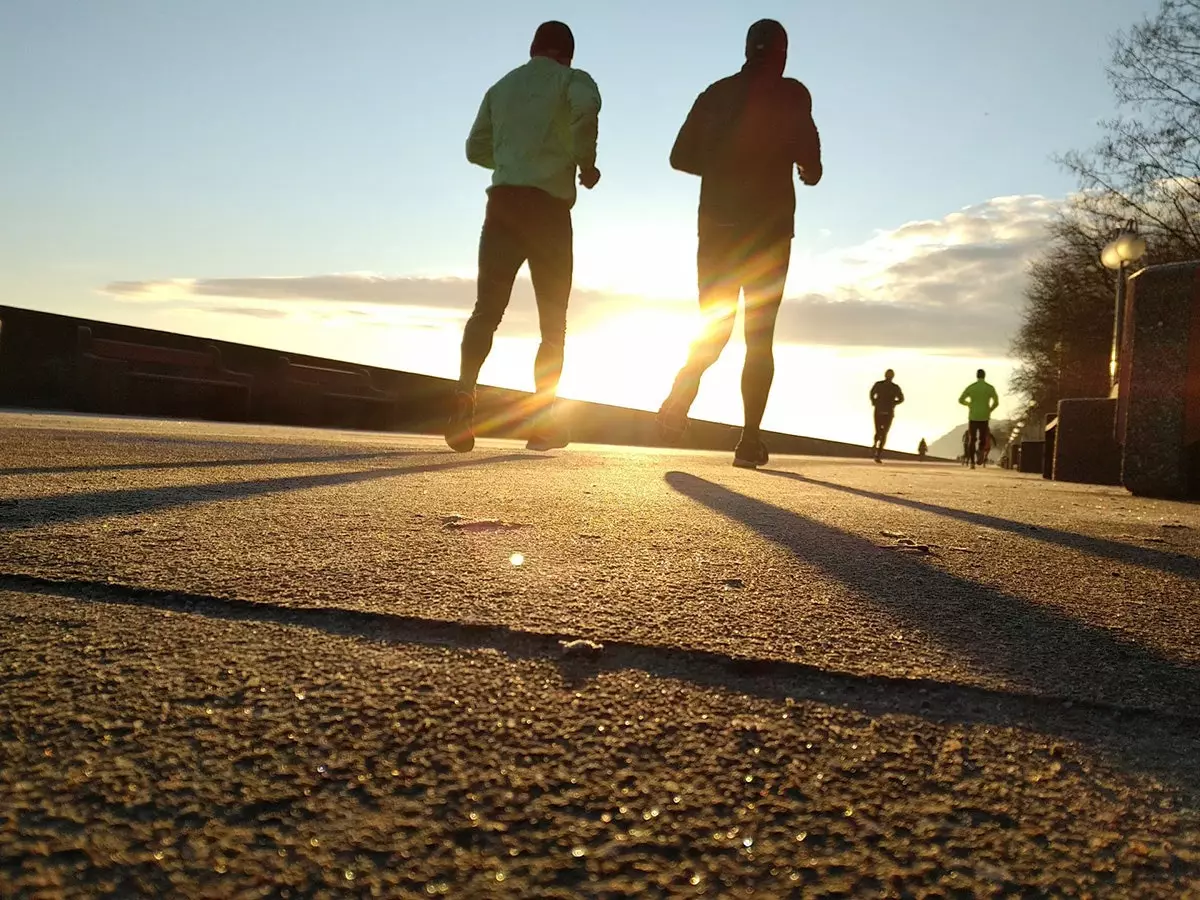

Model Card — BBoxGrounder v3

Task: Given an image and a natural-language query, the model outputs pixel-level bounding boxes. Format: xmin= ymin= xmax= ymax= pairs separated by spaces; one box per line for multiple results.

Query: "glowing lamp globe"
xmin=1119 ymin=233 xmax=1148 ymax=262
xmin=1101 ymin=242 xmax=1123 ymax=270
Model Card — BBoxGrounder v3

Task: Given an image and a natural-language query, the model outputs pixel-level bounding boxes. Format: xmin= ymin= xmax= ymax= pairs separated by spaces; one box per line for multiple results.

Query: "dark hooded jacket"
xmin=670 ymin=36 xmax=822 ymax=237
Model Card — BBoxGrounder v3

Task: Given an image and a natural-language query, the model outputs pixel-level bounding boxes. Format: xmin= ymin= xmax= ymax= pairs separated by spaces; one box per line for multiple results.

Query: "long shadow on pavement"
xmin=4 ymin=570 xmax=1198 ymax=803
xmin=758 ymin=469 xmax=1200 ymax=580
xmin=664 ymin=471 xmax=1200 ymax=716
xmin=0 ymin=450 xmax=412 ymax=478
xmin=0 ymin=453 xmax=540 ymax=531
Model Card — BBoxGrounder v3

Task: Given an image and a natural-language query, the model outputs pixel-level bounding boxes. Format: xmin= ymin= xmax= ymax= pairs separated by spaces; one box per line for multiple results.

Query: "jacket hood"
xmin=744 ymin=19 xmax=787 ymax=78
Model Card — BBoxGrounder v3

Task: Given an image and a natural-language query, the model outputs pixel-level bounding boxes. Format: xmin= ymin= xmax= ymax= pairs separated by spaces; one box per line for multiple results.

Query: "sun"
xmin=558 ymin=309 xmax=696 ymax=411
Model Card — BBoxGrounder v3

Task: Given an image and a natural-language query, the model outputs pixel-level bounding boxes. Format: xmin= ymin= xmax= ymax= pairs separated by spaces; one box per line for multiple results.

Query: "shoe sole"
xmin=733 ymin=456 xmax=769 ymax=469
xmin=657 ymin=411 xmax=689 ymax=445
xmin=526 ymin=438 xmax=569 ymax=452
xmin=445 ymin=395 xmax=476 ymax=453
xmin=445 ymin=422 xmax=475 ymax=453
xmin=660 ymin=430 xmax=686 ymax=447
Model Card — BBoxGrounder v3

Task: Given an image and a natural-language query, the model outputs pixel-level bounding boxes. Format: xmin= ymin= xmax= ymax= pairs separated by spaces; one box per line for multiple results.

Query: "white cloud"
xmin=100 ymin=193 xmax=1059 ymax=357
xmin=782 ymin=194 xmax=1058 ymax=353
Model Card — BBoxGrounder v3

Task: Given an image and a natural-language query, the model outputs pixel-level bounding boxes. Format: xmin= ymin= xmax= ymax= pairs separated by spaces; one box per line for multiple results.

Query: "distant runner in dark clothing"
xmin=978 ymin=425 xmax=996 ymax=467
xmin=918 ymin=438 xmax=928 ymax=461
xmin=869 ymin=368 xmax=904 ymax=463
xmin=657 ymin=19 xmax=822 ymax=469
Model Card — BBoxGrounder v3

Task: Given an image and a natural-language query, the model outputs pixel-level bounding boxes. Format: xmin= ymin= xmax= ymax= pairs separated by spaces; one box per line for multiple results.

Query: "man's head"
xmin=530 ymin=20 xmax=574 ymax=66
xmin=745 ymin=19 xmax=787 ymax=75
xmin=884 ymin=369 xmax=895 ymax=381
xmin=977 ymin=368 xmax=986 ymax=380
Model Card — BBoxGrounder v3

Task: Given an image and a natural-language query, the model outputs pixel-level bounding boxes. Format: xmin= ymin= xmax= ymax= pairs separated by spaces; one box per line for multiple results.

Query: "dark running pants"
xmin=458 ymin=186 xmax=573 ymax=414
xmin=665 ymin=223 xmax=792 ymax=433
xmin=874 ymin=411 xmax=894 ymax=448
xmin=967 ymin=420 xmax=989 ymax=462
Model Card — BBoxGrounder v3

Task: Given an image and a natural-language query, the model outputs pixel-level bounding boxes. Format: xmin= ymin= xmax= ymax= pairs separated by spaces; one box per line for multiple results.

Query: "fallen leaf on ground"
xmin=442 ymin=517 xmax=528 ymax=532
xmin=559 ymin=639 xmax=604 ymax=658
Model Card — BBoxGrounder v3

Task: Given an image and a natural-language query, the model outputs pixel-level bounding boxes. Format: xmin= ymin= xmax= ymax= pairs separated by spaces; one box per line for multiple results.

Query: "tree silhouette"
xmin=1061 ymin=0 xmax=1200 ymax=255
xmin=1011 ymin=0 xmax=1200 ymax=421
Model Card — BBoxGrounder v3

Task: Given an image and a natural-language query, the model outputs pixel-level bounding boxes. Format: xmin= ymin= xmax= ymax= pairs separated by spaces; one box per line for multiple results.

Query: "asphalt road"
xmin=1 ymin=412 xmax=1198 ymax=897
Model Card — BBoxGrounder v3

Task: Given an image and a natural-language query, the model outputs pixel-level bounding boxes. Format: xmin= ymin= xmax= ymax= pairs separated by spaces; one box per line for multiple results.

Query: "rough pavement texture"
xmin=1 ymin=412 xmax=1199 ymax=896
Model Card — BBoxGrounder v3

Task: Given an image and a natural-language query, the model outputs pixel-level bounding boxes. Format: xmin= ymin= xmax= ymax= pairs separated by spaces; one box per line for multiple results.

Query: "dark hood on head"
xmin=744 ymin=18 xmax=787 ymax=78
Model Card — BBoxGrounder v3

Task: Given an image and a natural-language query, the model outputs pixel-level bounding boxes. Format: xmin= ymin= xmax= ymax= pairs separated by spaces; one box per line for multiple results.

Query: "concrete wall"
xmin=0 ymin=307 xmax=926 ymax=460
xmin=0 ymin=305 xmax=921 ymax=460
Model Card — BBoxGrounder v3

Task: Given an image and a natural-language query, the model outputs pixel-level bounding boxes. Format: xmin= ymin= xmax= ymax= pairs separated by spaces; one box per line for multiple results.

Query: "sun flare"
xmin=558 ymin=309 xmax=696 ymax=411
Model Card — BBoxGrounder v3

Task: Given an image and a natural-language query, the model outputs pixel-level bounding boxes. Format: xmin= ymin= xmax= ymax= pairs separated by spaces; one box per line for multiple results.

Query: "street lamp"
xmin=1100 ymin=219 xmax=1148 ymax=389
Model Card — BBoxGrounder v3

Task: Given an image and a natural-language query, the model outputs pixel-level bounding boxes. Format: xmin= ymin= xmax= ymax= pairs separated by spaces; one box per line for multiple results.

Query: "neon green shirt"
xmin=465 ymin=57 xmax=601 ymax=208
xmin=959 ymin=378 xmax=1000 ymax=421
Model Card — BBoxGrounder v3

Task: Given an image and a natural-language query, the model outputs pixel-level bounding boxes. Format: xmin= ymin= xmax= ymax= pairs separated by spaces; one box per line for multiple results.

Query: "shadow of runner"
xmin=758 ymin=469 xmax=1200 ymax=580
xmin=664 ymin=471 xmax=1200 ymax=716
xmin=0 ymin=453 xmax=541 ymax=531
xmin=0 ymin=450 xmax=412 ymax=477
xmin=2 ymin=570 xmax=1197 ymax=803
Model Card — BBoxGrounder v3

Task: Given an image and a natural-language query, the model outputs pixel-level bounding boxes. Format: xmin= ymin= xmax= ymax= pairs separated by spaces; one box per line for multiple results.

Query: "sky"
xmin=0 ymin=0 xmax=1163 ymax=449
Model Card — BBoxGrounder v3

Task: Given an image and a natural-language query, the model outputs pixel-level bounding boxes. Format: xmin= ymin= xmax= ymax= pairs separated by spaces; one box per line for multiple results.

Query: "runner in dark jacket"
xmin=657 ymin=19 xmax=822 ymax=469
xmin=870 ymin=369 xmax=904 ymax=463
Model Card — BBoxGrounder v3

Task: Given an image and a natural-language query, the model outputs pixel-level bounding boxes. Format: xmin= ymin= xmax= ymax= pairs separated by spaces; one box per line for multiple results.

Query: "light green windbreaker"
xmin=466 ymin=57 xmax=601 ymax=208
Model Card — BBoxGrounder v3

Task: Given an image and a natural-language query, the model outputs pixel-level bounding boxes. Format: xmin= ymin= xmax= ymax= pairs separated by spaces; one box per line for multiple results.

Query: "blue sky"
xmin=0 ymin=0 xmax=1162 ymax=446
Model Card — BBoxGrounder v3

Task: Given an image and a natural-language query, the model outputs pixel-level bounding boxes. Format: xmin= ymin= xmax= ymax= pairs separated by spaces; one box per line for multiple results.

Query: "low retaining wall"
xmin=1053 ymin=398 xmax=1121 ymax=486
xmin=0 ymin=305 xmax=919 ymax=460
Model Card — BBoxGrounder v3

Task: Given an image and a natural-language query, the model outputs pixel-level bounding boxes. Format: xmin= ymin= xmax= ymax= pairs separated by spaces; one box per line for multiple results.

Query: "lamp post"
xmin=1054 ymin=339 xmax=1064 ymax=401
xmin=1100 ymin=219 xmax=1148 ymax=389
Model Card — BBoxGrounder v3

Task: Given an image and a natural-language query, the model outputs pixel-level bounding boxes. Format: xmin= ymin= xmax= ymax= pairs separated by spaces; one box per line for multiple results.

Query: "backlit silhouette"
xmin=656 ymin=19 xmax=822 ymax=469
xmin=869 ymin=368 xmax=904 ymax=463
xmin=447 ymin=21 xmax=602 ymax=453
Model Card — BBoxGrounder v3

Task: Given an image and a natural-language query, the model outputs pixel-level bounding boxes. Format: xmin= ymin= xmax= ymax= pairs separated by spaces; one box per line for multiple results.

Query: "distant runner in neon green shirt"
xmin=958 ymin=368 xmax=999 ymax=470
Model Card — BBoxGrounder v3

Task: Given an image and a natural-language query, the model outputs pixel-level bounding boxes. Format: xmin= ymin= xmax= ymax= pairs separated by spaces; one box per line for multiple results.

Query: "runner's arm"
xmin=465 ymin=91 xmax=494 ymax=169
xmin=568 ymin=71 xmax=602 ymax=172
xmin=670 ymin=91 xmax=709 ymax=176
xmin=790 ymin=82 xmax=822 ymax=186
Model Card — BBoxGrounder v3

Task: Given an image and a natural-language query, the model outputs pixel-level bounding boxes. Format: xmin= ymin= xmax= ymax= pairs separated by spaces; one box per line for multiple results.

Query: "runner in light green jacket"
xmin=447 ymin=21 xmax=602 ymax=454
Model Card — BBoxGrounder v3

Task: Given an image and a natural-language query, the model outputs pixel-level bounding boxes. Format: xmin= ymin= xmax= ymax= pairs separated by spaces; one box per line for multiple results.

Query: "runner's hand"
xmin=579 ymin=166 xmax=601 ymax=189
xmin=798 ymin=163 xmax=821 ymax=186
